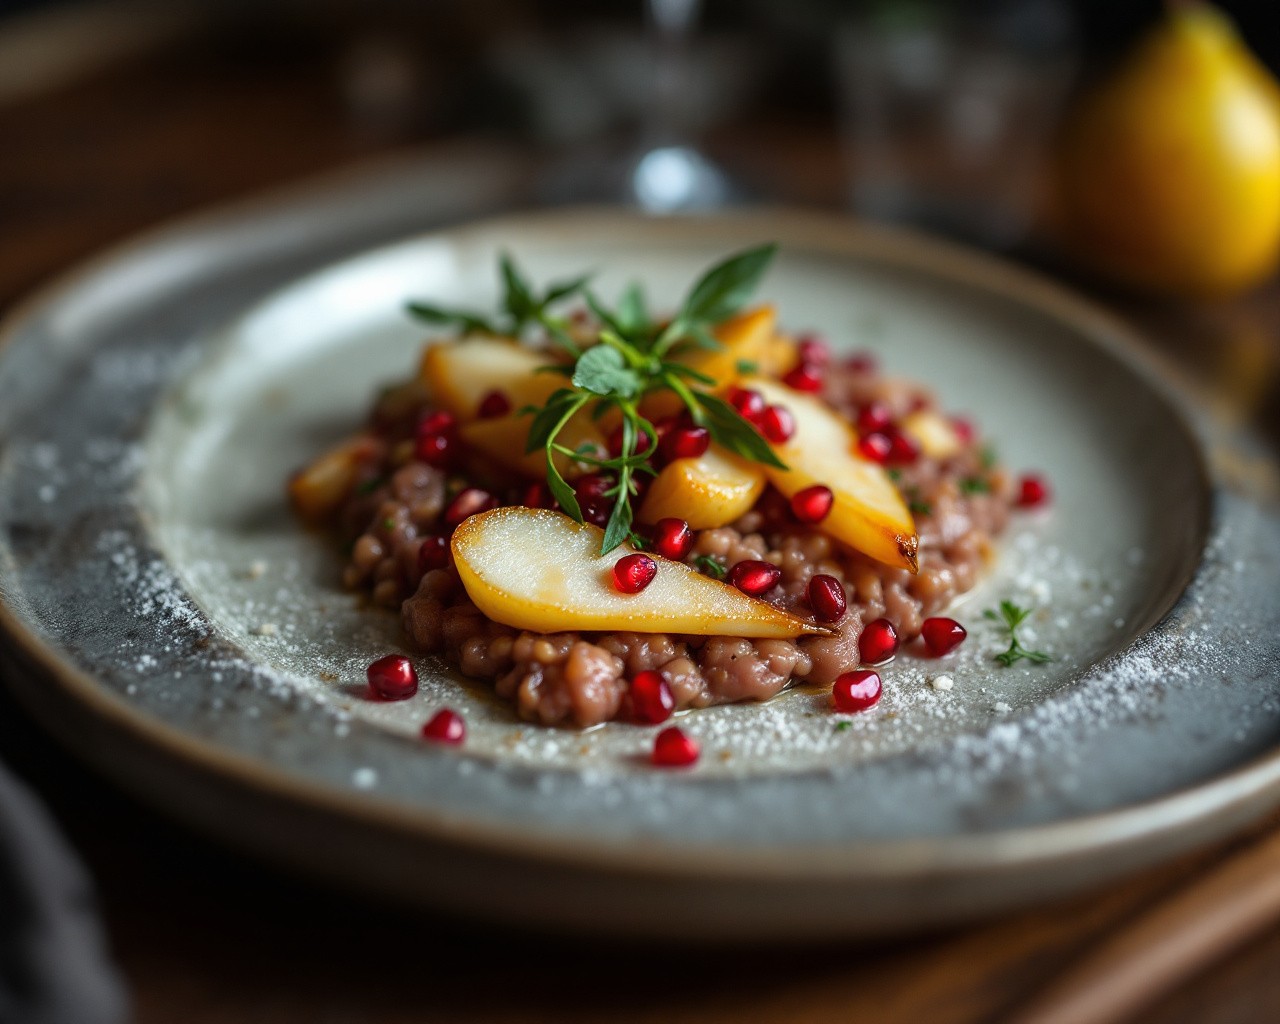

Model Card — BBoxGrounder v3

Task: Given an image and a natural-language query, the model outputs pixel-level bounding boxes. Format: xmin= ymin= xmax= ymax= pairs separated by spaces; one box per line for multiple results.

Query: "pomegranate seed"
xmin=844 ymin=352 xmax=877 ymax=374
xmin=606 ymin=424 xmax=653 ymax=459
xmin=921 ymin=616 xmax=967 ymax=656
xmin=783 ymin=362 xmax=824 ymax=393
xmin=859 ymin=618 xmax=899 ymax=665
xmin=631 ymin=670 xmax=675 ymax=724
xmin=796 ymin=334 xmax=830 ymax=366
xmin=791 ymin=484 xmax=834 ymax=524
xmin=444 ymin=487 xmax=496 ymax=527
xmin=580 ymin=498 xmax=611 ymax=527
xmin=575 ymin=472 xmax=612 ymax=499
xmin=808 ymin=574 xmax=847 ymax=622
xmin=832 ymin=669 xmax=882 ymax=712
xmin=727 ymin=386 xmax=766 ymax=423
xmin=422 ymin=708 xmax=465 ymax=744
xmin=417 ymin=534 xmax=450 ymax=573
xmin=650 ymin=517 xmax=694 ymax=561
xmin=367 ymin=654 xmax=418 ymax=700
xmin=728 ymin=559 xmax=781 ymax=596
xmin=651 ymin=726 xmax=699 ymax=767
xmin=613 ymin=553 xmax=658 ymax=593
xmin=856 ymin=401 xmax=893 ymax=435
xmin=886 ymin=429 xmax=920 ymax=465
xmin=951 ymin=416 xmax=975 ymax=445
xmin=857 ymin=432 xmax=893 ymax=463
xmin=417 ymin=410 xmax=456 ymax=436
xmin=476 ymin=389 xmax=511 ymax=419
xmin=520 ymin=481 xmax=552 ymax=509
xmin=1017 ymin=473 xmax=1050 ymax=508
xmin=415 ymin=431 xmax=456 ymax=469
xmin=758 ymin=405 xmax=793 ymax=444
xmin=661 ymin=425 xmax=710 ymax=462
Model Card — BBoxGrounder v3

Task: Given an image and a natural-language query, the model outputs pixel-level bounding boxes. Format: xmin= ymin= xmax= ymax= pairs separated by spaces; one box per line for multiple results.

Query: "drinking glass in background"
xmin=834 ymin=0 xmax=1077 ymax=249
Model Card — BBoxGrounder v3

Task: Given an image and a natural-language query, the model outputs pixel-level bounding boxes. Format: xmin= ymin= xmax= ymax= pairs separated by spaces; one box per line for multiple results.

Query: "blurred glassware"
xmin=834 ymin=0 xmax=1077 ymax=249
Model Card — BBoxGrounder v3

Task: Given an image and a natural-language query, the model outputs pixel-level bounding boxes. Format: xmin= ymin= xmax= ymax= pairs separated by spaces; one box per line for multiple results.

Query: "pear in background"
xmin=1056 ymin=3 xmax=1280 ymax=298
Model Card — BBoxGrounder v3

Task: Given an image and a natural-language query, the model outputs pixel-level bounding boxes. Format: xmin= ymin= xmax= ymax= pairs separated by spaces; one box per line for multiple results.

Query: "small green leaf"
xmin=834 ymin=721 xmax=853 ymax=732
xmin=615 ymin=283 xmax=650 ymax=337
xmin=660 ymin=361 xmax=718 ymax=387
xmin=693 ymin=554 xmax=727 ymax=579
xmin=500 ymin=252 xmax=537 ymax=324
xmin=680 ymin=243 xmax=777 ymax=326
xmin=573 ymin=345 xmax=641 ymax=398
xmin=600 ymin=493 xmax=634 ymax=554
xmin=959 ymin=476 xmax=991 ymax=495
xmin=909 ymin=500 xmax=932 ymax=516
xmin=735 ymin=359 xmax=759 ymax=375
xmin=546 ymin=454 xmax=581 ymax=522
xmin=693 ymin=392 xmax=787 ymax=469
xmin=405 ymin=302 xmax=497 ymax=335
xmin=544 ymin=273 xmax=592 ymax=305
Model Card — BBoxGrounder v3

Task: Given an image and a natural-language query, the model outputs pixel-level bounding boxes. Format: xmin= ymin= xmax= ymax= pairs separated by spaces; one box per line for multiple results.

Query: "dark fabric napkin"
xmin=0 ymin=756 xmax=129 ymax=1024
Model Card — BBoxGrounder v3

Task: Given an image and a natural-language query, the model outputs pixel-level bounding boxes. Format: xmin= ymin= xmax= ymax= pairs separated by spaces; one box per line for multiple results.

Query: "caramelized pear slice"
xmin=459 ymin=410 xmax=604 ymax=480
xmin=419 ymin=336 xmax=565 ymax=420
xmin=288 ymin=435 xmax=381 ymax=524
xmin=900 ymin=409 xmax=963 ymax=460
xmin=637 ymin=444 xmax=766 ymax=529
xmin=746 ymin=378 xmax=919 ymax=572
xmin=452 ymin=507 xmax=834 ymax=638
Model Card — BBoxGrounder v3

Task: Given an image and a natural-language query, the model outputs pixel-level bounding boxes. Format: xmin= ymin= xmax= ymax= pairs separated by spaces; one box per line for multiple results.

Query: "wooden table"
xmin=2 ymin=8 xmax=1278 ymax=1022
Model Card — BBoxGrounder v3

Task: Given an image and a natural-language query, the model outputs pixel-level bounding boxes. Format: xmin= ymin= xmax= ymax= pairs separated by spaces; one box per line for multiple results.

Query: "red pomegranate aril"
xmin=476 ymin=389 xmax=511 ymax=419
xmin=856 ymin=401 xmax=893 ymax=435
xmin=921 ymin=616 xmax=967 ymax=657
xmin=832 ymin=670 xmax=882 ymax=713
xmin=650 ymin=517 xmax=694 ymax=561
xmin=613 ymin=553 xmax=658 ymax=594
xmin=661 ymin=425 xmax=710 ymax=462
xmin=728 ymin=559 xmax=782 ymax=596
xmin=575 ymin=472 xmax=612 ymax=500
xmin=631 ymin=670 xmax=675 ymax=725
xmin=580 ymin=498 xmax=611 ymax=527
xmin=857 ymin=432 xmax=893 ymax=463
xmin=417 ymin=410 xmax=456 ymax=436
xmin=783 ymin=362 xmax=824 ymax=393
xmin=760 ymin=404 xmax=795 ymax=443
xmin=422 ymin=708 xmax=466 ymax=744
xmin=417 ymin=534 xmax=450 ymax=573
xmin=951 ymin=416 xmax=975 ymax=444
xmin=796 ymin=334 xmax=830 ymax=367
xmin=1017 ymin=473 xmax=1050 ymax=508
xmin=607 ymin=423 xmax=653 ymax=459
xmin=651 ymin=726 xmax=700 ymax=767
xmin=520 ymin=481 xmax=552 ymax=509
xmin=414 ymin=431 xmax=456 ymax=469
xmin=727 ymin=386 xmax=766 ymax=423
xmin=444 ymin=487 xmax=496 ymax=527
xmin=887 ymin=429 xmax=921 ymax=465
xmin=791 ymin=484 xmax=834 ymax=524
xmin=859 ymin=618 xmax=899 ymax=665
xmin=808 ymin=574 xmax=847 ymax=623
xmin=845 ymin=351 xmax=877 ymax=374
xmin=367 ymin=654 xmax=418 ymax=700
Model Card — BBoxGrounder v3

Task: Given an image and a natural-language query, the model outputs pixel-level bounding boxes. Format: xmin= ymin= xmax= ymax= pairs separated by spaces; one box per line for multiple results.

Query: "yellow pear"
xmin=452 ymin=507 xmax=834 ymax=638
xmin=1056 ymin=3 xmax=1280 ymax=297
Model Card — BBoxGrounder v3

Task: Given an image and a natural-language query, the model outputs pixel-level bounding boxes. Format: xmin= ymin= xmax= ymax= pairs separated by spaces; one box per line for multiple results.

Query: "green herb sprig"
xmin=983 ymin=600 xmax=1053 ymax=667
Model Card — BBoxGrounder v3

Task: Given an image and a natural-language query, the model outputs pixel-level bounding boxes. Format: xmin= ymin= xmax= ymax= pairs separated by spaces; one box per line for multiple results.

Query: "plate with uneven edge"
xmin=1 ymin=156 xmax=1278 ymax=941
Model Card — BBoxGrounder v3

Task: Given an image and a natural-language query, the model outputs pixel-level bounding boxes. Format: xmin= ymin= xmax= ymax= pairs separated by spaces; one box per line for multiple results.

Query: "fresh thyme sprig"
xmin=983 ymin=600 xmax=1054 ymax=667
xmin=408 ymin=245 xmax=787 ymax=555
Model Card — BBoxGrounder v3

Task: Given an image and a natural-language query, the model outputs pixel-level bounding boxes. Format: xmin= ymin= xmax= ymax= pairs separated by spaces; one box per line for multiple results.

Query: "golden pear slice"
xmin=419 ymin=336 xmax=566 ymax=420
xmin=452 ymin=507 xmax=834 ymax=638
xmin=460 ymin=409 xmax=605 ymax=480
xmin=900 ymin=409 xmax=963 ymax=460
xmin=288 ymin=435 xmax=381 ymax=524
xmin=637 ymin=444 xmax=766 ymax=528
xmin=746 ymin=377 xmax=919 ymax=572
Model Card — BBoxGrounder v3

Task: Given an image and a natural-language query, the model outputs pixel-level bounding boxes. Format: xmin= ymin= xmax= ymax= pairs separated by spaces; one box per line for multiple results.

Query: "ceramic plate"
xmin=2 ymin=155 xmax=1278 ymax=939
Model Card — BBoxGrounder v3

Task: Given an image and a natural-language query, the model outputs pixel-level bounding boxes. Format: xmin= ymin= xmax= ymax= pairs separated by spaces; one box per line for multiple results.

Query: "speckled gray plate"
xmin=2 ymin=151 xmax=1278 ymax=940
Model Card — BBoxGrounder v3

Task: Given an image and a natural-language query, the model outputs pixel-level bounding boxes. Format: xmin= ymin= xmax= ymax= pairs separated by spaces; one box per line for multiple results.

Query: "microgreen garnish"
xmin=834 ymin=721 xmax=853 ymax=732
xmin=693 ymin=554 xmax=728 ymax=579
xmin=411 ymin=246 xmax=787 ymax=554
xmin=886 ymin=468 xmax=903 ymax=483
xmin=959 ymin=476 xmax=991 ymax=495
xmin=983 ymin=600 xmax=1053 ymax=667
xmin=908 ymin=499 xmax=932 ymax=516
xmin=407 ymin=252 xmax=590 ymax=353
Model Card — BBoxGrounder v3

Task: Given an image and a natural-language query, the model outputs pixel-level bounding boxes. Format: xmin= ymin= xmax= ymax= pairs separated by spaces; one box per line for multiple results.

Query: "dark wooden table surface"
xmin=2 ymin=8 xmax=1279 ymax=1023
